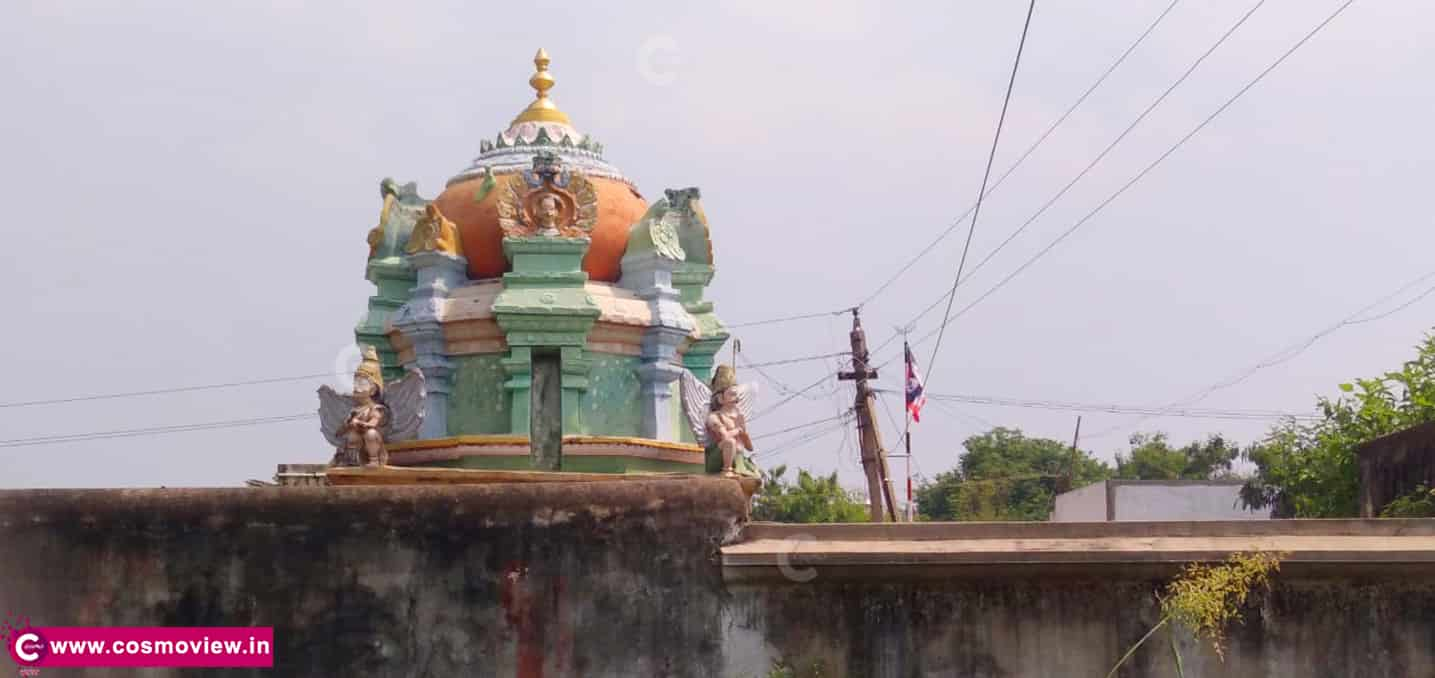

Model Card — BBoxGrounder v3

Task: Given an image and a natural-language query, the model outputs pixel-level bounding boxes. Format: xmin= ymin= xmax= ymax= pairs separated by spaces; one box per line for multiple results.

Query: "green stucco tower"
xmin=349 ymin=49 xmax=729 ymax=473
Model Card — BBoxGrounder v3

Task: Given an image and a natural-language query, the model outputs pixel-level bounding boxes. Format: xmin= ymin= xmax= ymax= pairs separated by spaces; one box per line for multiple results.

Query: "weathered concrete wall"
xmin=2 ymin=482 xmax=1434 ymax=677
xmin=1112 ymin=481 xmax=1266 ymax=521
xmin=1054 ymin=480 xmax=1269 ymax=522
xmin=0 ymin=480 xmax=743 ymax=678
xmin=1052 ymin=480 xmax=1107 ymax=521
xmin=723 ymin=576 xmax=1435 ymax=677
xmin=1358 ymin=420 xmax=1435 ymax=517
xmin=725 ymin=521 xmax=1435 ymax=677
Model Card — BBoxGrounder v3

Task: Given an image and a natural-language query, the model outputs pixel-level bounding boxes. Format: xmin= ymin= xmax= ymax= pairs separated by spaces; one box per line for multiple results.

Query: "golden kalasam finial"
xmin=512 ymin=48 xmax=572 ymax=126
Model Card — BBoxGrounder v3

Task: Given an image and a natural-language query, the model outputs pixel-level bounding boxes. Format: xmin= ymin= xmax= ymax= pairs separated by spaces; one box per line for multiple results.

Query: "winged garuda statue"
xmin=317 ymin=346 xmax=426 ymax=468
xmin=679 ymin=365 xmax=760 ymax=478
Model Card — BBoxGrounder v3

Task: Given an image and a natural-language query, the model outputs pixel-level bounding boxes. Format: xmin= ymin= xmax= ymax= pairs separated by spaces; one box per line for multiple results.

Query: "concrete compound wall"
xmin=1112 ymin=482 xmax=1266 ymax=521
xmin=1053 ymin=481 xmax=1269 ymax=522
xmin=1052 ymin=480 xmax=1107 ymax=521
xmin=725 ymin=577 xmax=1435 ymax=677
xmin=1 ymin=480 xmax=1433 ymax=678
xmin=0 ymin=482 xmax=741 ymax=678
xmin=723 ymin=521 xmax=1435 ymax=677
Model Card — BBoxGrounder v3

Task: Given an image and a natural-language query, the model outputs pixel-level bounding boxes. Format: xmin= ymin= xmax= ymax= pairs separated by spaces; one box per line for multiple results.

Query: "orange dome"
xmin=433 ymin=49 xmax=651 ymax=282
xmin=435 ymin=173 xmax=647 ymax=282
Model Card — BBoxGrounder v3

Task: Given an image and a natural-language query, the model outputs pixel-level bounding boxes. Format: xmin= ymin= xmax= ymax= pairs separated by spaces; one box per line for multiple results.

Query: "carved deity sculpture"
xmin=681 ymin=365 xmax=760 ymax=477
xmin=318 ymin=346 xmax=427 ymax=467
xmin=406 ymin=203 xmax=463 ymax=256
xmin=535 ymin=194 xmax=562 ymax=236
xmin=496 ymin=151 xmax=599 ymax=239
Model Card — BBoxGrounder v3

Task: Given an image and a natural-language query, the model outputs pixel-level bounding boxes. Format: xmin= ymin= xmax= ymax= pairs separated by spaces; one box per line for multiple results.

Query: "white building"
xmin=1052 ymin=479 xmax=1269 ymax=522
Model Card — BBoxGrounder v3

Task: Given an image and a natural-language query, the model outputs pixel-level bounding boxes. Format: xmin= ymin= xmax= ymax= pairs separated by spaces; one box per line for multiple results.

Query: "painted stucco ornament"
xmin=625 ymin=186 xmax=718 ymax=264
xmin=496 ymin=150 xmax=599 ymax=238
xmin=367 ymin=178 xmax=427 ymax=261
xmin=471 ymin=166 xmax=497 ymax=203
xmin=643 ymin=195 xmax=687 ymax=261
xmin=318 ymin=346 xmax=426 ymax=467
xmin=405 ymin=203 xmax=464 ymax=256
xmin=664 ymin=187 xmax=706 ymax=227
xmin=680 ymin=365 xmax=760 ymax=478
xmin=664 ymin=187 xmax=713 ymax=263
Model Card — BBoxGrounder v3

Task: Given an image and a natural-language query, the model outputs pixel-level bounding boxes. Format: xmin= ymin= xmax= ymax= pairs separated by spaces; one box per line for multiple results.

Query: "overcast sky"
xmin=3 ymin=0 xmax=1433 ymax=490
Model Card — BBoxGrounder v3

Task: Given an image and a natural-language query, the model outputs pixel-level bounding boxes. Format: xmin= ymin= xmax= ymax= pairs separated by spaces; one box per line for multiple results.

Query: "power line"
xmin=874 ymin=392 xmax=907 ymax=439
xmin=0 ymin=413 xmax=316 ymax=448
xmin=910 ymin=0 xmax=1269 ymax=367
xmin=740 ymin=352 xmax=848 ymax=369
xmin=756 ymin=418 xmax=853 ymax=461
xmin=750 ymin=373 xmax=834 ymax=422
xmin=1 ymin=371 xmax=843 ymax=451
xmin=926 ymin=398 xmax=999 ymax=431
xmin=727 ymin=308 xmax=851 ymax=330
xmin=926 ymin=0 xmax=1038 ymax=384
xmin=836 ymin=388 xmax=859 ymax=470
xmin=856 ymin=0 xmax=1181 ymax=311
xmin=0 ymin=0 xmax=1191 ymax=425
xmin=911 ymin=391 xmax=1319 ymax=421
xmin=1347 ymin=281 xmax=1435 ymax=326
xmin=1085 ymin=262 xmax=1435 ymax=440
xmin=710 ymin=0 xmax=1184 ymax=332
xmin=752 ymin=411 xmax=853 ymax=441
xmin=944 ymin=0 xmax=1263 ymax=289
xmin=945 ymin=473 xmax=1066 ymax=487
xmin=867 ymin=0 xmax=1261 ymax=363
xmin=737 ymin=353 xmax=827 ymax=400
xmin=880 ymin=0 xmax=1356 ymax=372
xmin=0 ymin=374 xmax=333 ymax=409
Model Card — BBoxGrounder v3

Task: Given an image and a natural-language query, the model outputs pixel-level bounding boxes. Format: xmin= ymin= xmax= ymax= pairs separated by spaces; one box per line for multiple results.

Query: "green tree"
xmin=916 ymin=427 xmax=1111 ymax=521
xmin=1116 ymin=432 xmax=1240 ymax=480
xmin=913 ymin=469 xmax=961 ymax=522
xmin=1241 ymin=333 xmax=1435 ymax=518
xmin=750 ymin=465 xmax=870 ymax=523
xmin=1115 ymin=432 xmax=1185 ymax=480
xmin=1380 ymin=485 xmax=1435 ymax=518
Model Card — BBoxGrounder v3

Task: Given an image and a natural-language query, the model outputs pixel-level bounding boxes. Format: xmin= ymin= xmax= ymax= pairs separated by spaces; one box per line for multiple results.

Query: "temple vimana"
xmin=309 ymin=49 xmax=758 ymax=484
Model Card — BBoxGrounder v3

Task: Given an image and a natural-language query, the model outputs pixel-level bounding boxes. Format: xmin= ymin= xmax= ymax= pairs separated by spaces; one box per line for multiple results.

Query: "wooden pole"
xmin=839 ymin=309 xmax=897 ymax=522
xmin=1064 ymin=415 xmax=1083 ymax=493
xmin=874 ymin=398 xmax=899 ymax=522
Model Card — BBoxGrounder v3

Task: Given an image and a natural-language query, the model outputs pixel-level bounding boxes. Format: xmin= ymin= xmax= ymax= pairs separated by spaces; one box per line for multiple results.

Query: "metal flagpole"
xmin=903 ymin=333 xmax=913 ymax=521
xmin=904 ymin=407 xmax=912 ymax=521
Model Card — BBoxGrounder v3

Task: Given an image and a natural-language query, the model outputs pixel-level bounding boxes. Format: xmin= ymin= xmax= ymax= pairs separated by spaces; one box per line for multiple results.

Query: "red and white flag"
xmin=904 ymin=342 xmax=927 ymax=423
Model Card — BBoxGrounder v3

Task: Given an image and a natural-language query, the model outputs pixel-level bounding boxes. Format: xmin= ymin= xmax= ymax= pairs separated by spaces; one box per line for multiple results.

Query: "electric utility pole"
xmin=838 ymin=308 xmax=899 ymax=522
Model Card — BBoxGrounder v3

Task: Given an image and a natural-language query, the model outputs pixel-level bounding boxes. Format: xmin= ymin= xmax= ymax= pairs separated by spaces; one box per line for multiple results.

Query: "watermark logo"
xmin=774 ymin=533 xmax=818 ymax=583
xmin=329 ymin=342 xmax=364 ymax=391
xmin=1 ymin=622 xmax=273 ymax=669
xmin=2 ymin=614 xmax=45 ymax=675
xmin=12 ymin=630 xmax=46 ymax=670
xmin=636 ymin=35 xmax=681 ymax=87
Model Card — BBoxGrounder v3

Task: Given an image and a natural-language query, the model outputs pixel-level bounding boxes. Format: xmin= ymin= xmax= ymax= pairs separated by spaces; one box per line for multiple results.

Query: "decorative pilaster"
xmin=621 ymin=250 xmax=695 ymax=441
xmin=356 ymin=257 xmax=414 ymax=383
xmin=618 ymin=187 xmax=727 ymax=444
xmin=672 ymin=262 xmax=715 ymax=313
xmin=678 ymin=274 xmax=729 ymax=385
xmin=493 ymin=236 xmax=600 ymax=440
xmin=393 ymin=250 xmax=467 ymax=439
xmin=358 ymin=178 xmax=427 ymax=383
xmin=682 ymin=331 xmax=728 ymax=381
